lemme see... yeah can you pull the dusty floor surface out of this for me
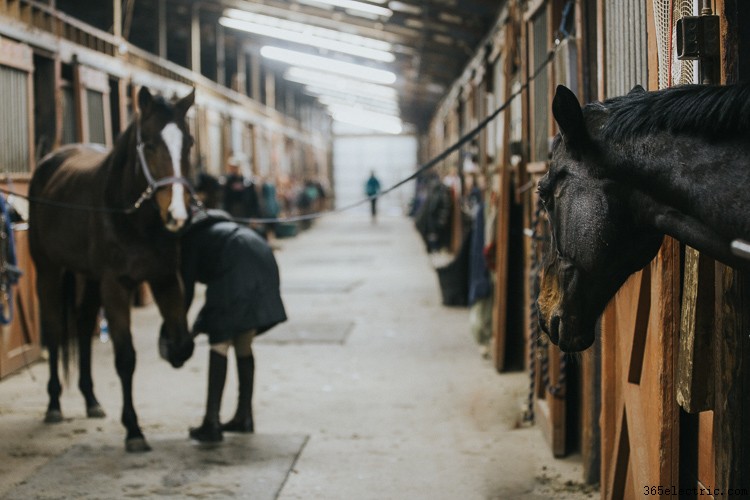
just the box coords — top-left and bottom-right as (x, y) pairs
(0, 212), (596, 499)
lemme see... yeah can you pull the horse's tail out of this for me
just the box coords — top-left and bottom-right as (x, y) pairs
(60, 270), (77, 379)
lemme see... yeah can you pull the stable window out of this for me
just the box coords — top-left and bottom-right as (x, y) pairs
(0, 65), (31, 174)
(0, 40), (33, 176)
(77, 66), (112, 146)
(60, 64), (112, 146)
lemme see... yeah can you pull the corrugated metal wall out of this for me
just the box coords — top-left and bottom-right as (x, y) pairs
(604, 0), (648, 98)
(0, 65), (29, 174)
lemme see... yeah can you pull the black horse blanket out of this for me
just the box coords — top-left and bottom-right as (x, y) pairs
(181, 209), (287, 343)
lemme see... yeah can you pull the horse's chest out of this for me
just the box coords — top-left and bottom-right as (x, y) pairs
(101, 241), (176, 281)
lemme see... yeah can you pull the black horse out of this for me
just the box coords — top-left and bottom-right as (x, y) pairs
(536, 83), (750, 353)
(29, 87), (196, 451)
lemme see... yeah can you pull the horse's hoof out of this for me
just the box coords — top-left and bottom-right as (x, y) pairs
(44, 410), (63, 424)
(86, 405), (106, 419)
(125, 437), (152, 453)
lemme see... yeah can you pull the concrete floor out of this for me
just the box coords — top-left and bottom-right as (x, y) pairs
(0, 212), (595, 499)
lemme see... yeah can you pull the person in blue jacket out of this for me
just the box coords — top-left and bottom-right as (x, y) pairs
(181, 208), (287, 442)
(365, 170), (381, 222)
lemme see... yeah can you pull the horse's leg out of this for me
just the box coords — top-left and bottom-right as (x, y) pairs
(44, 332), (63, 423)
(37, 266), (65, 423)
(77, 277), (105, 418)
(100, 277), (150, 452)
(148, 273), (193, 368)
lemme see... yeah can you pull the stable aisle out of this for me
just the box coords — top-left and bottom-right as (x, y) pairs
(0, 213), (592, 500)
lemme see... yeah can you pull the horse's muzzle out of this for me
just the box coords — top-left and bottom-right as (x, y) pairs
(555, 317), (595, 353)
(540, 308), (594, 353)
(159, 326), (195, 368)
(165, 212), (187, 232)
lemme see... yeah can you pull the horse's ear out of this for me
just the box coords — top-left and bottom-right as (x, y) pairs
(175, 88), (196, 119)
(628, 84), (646, 95)
(138, 86), (154, 116)
(552, 85), (586, 149)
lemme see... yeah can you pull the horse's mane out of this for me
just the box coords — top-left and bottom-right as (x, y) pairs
(596, 83), (750, 141)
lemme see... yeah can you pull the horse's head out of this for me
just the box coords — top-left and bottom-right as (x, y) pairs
(136, 87), (196, 232)
(535, 85), (663, 352)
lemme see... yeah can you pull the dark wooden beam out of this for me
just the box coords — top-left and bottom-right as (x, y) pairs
(190, 3), (201, 73)
(158, 0), (167, 58)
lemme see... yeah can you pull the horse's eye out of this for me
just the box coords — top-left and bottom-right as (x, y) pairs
(187, 135), (195, 147)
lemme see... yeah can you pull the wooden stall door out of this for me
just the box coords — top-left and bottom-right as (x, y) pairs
(600, 242), (680, 499)
(683, 1), (750, 493)
(491, 24), (514, 372)
(0, 38), (41, 378)
(0, 229), (40, 378)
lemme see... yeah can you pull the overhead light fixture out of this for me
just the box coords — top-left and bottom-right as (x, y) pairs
(284, 68), (398, 100)
(222, 10), (394, 61)
(306, 86), (399, 112)
(260, 46), (397, 85)
(221, 17), (394, 62)
(388, 1), (422, 15)
(327, 104), (403, 134)
(297, 0), (393, 18)
(313, 92), (400, 115)
(283, 66), (401, 117)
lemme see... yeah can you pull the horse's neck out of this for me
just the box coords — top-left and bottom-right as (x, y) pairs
(606, 134), (750, 261)
(105, 126), (142, 204)
(102, 126), (166, 241)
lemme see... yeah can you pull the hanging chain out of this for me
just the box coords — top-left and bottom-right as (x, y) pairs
(524, 191), (568, 423)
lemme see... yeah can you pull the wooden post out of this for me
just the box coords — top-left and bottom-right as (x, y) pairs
(53, 57), (63, 150)
(157, 0), (167, 59)
(250, 49), (261, 101)
(264, 71), (275, 109)
(676, 248), (715, 413)
(72, 62), (85, 143)
(712, 265), (750, 491)
(711, 0), (750, 490)
(112, 0), (121, 38)
(249, 124), (258, 177)
(190, 4), (201, 74)
(216, 24), (225, 88)
(235, 43), (246, 95)
(492, 23), (514, 372)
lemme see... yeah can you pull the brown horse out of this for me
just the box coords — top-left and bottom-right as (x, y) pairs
(29, 87), (196, 452)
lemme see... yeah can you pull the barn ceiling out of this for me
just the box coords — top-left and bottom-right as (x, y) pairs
(59, 0), (505, 132)
(220, 0), (503, 130)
